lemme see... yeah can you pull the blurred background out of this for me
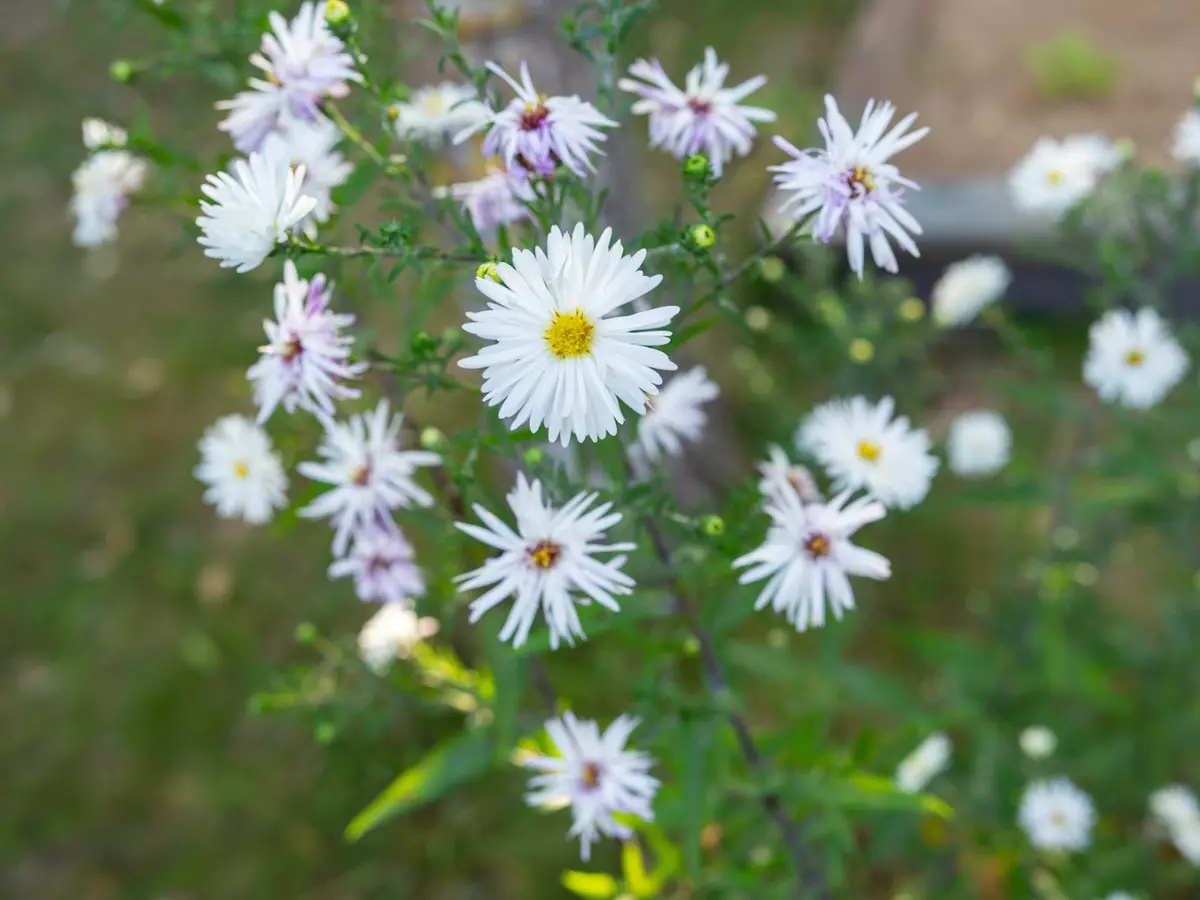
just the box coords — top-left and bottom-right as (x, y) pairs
(3, 0), (1198, 897)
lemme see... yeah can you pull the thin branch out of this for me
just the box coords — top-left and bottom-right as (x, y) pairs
(287, 237), (481, 263)
(325, 101), (388, 167)
(691, 218), (807, 310)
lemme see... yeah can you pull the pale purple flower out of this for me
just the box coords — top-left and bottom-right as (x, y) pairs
(618, 48), (775, 176)
(329, 527), (425, 604)
(247, 260), (366, 423)
(771, 94), (928, 277)
(71, 150), (147, 248)
(262, 117), (353, 238)
(435, 160), (533, 232)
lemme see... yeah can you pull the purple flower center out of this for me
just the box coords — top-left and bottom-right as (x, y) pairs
(803, 532), (832, 559)
(519, 101), (550, 132)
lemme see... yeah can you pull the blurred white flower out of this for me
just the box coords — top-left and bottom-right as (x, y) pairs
(194, 414), (288, 524)
(1018, 777), (1096, 852)
(522, 711), (659, 861)
(946, 411), (1011, 478)
(633, 366), (719, 462)
(733, 488), (890, 631)
(770, 94), (928, 278)
(392, 82), (488, 146)
(263, 117), (353, 238)
(1149, 784), (1200, 831)
(1174, 817), (1200, 865)
(82, 117), (127, 149)
(357, 604), (439, 674)
(196, 141), (317, 273)
(1171, 109), (1200, 165)
(618, 47), (776, 177)
(458, 224), (677, 446)
(454, 474), (634, 649)
(1019, 726), (1057, 760)
(435, 160), (533, 233)
(895, 733), (951, 794)
(1008, 134), (1120, 219)
(1083, 308), (1189, 409)
(931, 255), (1011, 327)
(757, 444), (822, 507)
(799, 395), (938, 510)
(1103, 893), (1135, 900)
(330, 527), (425, 605)
(71, 149), (147, 248)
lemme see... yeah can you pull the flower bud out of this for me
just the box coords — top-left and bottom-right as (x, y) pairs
(324, 0), (351, 25)
(849, 338), (875, 363)
(410, 331), (437, 353)
(523, 446), (544, 466)
(294, 621), (319, 645)
(899, 297), (925, 321)
(702, 514), (725, 536)
(690, 223), (715, 249)
(109, 59), (136, 83)
(758, 255), (786, 283)
(419, 426), (445, 450)
(683, 153), (710, 179)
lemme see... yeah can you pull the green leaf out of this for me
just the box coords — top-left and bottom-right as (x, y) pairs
(622, 841), (655, 898)
(806, 770), (954, 821)
(679, 718), (714, 877)
(345, 726), (496, 840)
(561, 871), (619, 899)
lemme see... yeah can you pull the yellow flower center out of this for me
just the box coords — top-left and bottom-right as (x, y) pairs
(1124, 349), (1145, 367)
(421, 92), (447, 114)
(528, 540), (561, 570)
(847, 165), (877, 197)
(804, 532), (832, 559)
(544, 309), (595, 360)
(233, 460), (250, 480)
(857, 440), (881, 462)
(1046, 169), (1064, 185)
(581, 761), (602, 790)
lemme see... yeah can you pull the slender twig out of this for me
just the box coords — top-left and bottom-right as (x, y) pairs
(326, 101), (388, 167)
(287, 237), (480, 263)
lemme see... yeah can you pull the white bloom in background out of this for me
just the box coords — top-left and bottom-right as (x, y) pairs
(946, 410), (1011, 478)
(459, 224), (678, 446)
(194, 414), (288, 524)
(1083, 308), (1189, 409)
(799, 395), (938, 510)
(435, 161), (533, 233)
(357, 604), (439, 674)
(1008, 134), (1120, 219)
(1172, 109), (1200, 165)
(330, 527), (425, 604)
(1019, 726), (1057, 760)
(1174, 818), (1200, 864)
(248, 261), (366, 423)
(82, 117), (127, 149)
(618, 48), (776, 177)
(770, 94), (928, 278)
(263, 118), (352, 237)
(1018, 778), (1096, 852)
(71, 149), (148, 248)
(454, 474), (634, 649)
(522, 711), (659, 861)
(298, 400), (441, 554)
(1149, 784), (1200, 831)
(196, 142), (317, 272)
(931, 255), (1011, 327)
(895, 733), (952, 794)
(217, 1), (361, 152)
(393, 82), (488, 146)
(757, 444), (823, 506)
(1103, 893), (1135, 900)
(455, 61), (617, 178)
(733, 488), (890, 631)
(633, 367), (719, 462)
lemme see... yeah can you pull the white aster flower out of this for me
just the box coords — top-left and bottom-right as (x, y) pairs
(895, 733), (952, 794)
(1149, 784), (1200, 831)
(71, 149), (148, 248)
(1018, 777), (1096, 853)
(263, 118), (352, 238)
(330, 527), (425, 604)
(434, 160), (534, 233)
(757, 444), (823, 507)
(1008, 134), (1120, 219)
(392, 82), (488, 146)
(217, 1), (361, 153)
(82, 117), (127, 149)
(196, 141), (317, 273)
(1172, 109), (1200, 165)
(522, 711), (659, 861)
(931, 255), (1011, 327)
(248, 260), (365, 423)
(618, 47), (775, 177)
(733, 488), (890, 632)
(298, 400), (441, 554)
(770, 94), (928, 278)
(1103, 893), (1135, 900)
(799, 396), (938, 510)
(632, 366), (719, 462)
(946, 410), (1011, 478)
(1174, 817), (1200, 865)
(194, 414), (288, 524)
(454, 61), (617, 178)
(357, 603), (439, 674)
(454, 474), (634, 649)
(1083, 307), (1189, 409)
(459, 223), (678, 446)
(1019, 726), (1057, 760)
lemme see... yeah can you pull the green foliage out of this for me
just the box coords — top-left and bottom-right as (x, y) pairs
(1027, 33), (1121, 103)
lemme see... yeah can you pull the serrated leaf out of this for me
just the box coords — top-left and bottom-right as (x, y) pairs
(561, 871), (619, 899)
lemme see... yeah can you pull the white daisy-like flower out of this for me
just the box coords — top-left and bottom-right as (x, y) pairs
(733, 488), (890, 632)
(770, 94), (928, 278)
(194, 414), (288, 524)
(71, 149), (148, 248)
(1102, 893), (1135, 900)
(298, 400), (441, 555)
(799, 396), (939, 510)
(1083, 307), (1189, 409)
(357, 603), (439, 674)
(931, 255), (1011, 327)
(1174, 818), (1200, 865)
(392, 82), (488, 146)
(454, 61), (617, 178)
(1018, 777), (1096, 853)
(454, 474), (634, 649)
(522, 711), (659, 861)
(248, 260), (366, 423)
(895, 733), (952, 794)
(757, 444), (823, 507)
(1172, 109), (1200, 165)
(217, 1), (361, 153)
(1008, 134), (1120, 219)
(458, 224), (678, 446)
(632, 366), (719, 462)
(618, 47), (776, 177)
(82, 117), (128, 150)
(1149, 784), (1200, 831)
(330, 527), (425, 604)
(263, 117), (352, 238)
(434, 160), (534, 233)
(1019, 726), (1057, 760)
(946, 410), (1011, 478)
(196, 141), (317, 273)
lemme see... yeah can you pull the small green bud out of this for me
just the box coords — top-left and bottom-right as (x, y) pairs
(294, 621), (319, 645)
(683, 636), (700, 656)
(324, 0), (351, 24)
(848, 338), (875, 363)
(898, 297), (925, 321)
(314, 721), (337, 745)
(523, 446), (545, 466)
(690, 223), (716, 250)
(109, 59), (136, 83)
(419, 426), (445, 450)
(683, 153), (710, 179)
(410, 330), (437, 353)
(702, 514), (725, 536)
(385, 103), (401, 121)
(476, 261), (501, 282)
(744, 306), (771, 331)
(758, 255), (786, 283)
